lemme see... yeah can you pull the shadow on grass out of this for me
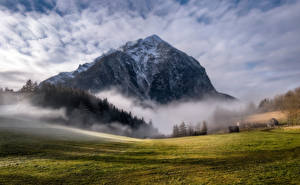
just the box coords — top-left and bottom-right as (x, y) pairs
(1, 147), (300, 185)
(3, 141), (299, 172)
(48, 147), (300, 168)
(0, 174), (63, 185)
(1, 130), (300, 169)
(1, 130), (300, 185)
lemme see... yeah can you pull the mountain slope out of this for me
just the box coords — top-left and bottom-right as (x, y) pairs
(43, 35), (235, 104)
(27, 83), (159, 138)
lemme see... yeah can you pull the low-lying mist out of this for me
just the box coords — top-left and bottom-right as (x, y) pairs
(0, 100), (67, 121)
(0, 100), (139, 141)
(97, 89), (257, 134)
(0, 90), (157, 138)
(0, 88), (257, 138)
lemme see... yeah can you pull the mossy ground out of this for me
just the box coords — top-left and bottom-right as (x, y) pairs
(0, 128), (299, 185)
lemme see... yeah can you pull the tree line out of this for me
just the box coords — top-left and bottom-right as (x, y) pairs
(1, 80), (159, 138)
(0, 86), (16, 105)
(0, 87), (14, 93)
(0, 79), (38, 94)
(258, 87), (300, 125)
(172, 121), (207, 137)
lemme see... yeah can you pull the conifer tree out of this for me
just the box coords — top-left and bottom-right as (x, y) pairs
(179, 122), (187, 137)
(195, 122), (202, 135)
(187, 123), (194, 136)
(201, 121), (208, 135)
(20, 79), (38, 93)
(172, 124), (179, 137)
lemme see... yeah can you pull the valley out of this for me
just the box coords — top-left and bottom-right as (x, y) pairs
(0, 124), (299, 184)
(0, 0), (299, 184)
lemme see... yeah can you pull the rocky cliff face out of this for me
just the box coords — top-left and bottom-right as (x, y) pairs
(43, 35), (235, 104)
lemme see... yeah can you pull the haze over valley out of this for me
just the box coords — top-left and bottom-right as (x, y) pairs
(0, 1), (300, 184)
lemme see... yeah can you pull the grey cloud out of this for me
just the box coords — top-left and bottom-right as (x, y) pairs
(0, 71), (32, 89)
(0, 71), (28, 81)
(0, 0), (299, 102)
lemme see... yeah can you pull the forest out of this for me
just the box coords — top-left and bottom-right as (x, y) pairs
(0, 80), (159, 138)
(172, 121), (207, 137)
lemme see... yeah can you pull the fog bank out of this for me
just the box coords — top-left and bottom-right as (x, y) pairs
(0, 95), (153, 138)
(97, 89), (256, 134)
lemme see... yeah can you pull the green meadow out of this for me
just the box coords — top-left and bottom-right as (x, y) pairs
(0, 127), (299, 185)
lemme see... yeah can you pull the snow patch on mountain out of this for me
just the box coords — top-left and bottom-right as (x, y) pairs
(45, 61), (96, 84)
(44, 35), (166, 85)
(120, 34), (166, 64)
(42, 34), (235, 103)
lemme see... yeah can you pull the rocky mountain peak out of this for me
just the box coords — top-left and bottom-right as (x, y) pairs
(122, 34), (165, 50)
(143, 34), (165, 44)
(42, 35), (235, 104)
(119, 34), (170, 63)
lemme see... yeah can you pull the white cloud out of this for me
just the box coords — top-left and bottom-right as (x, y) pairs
(0, 0), (299, 102)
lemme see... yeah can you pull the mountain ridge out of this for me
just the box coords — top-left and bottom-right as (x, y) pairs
(43, 35), (235, 104)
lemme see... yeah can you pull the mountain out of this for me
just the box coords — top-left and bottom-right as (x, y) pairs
(44, 60), (97, 85)
(43, 35), (235, 104)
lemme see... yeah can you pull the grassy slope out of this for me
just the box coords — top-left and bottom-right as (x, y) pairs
(245, 111), (287, 124)
(0, 128), (299, 185)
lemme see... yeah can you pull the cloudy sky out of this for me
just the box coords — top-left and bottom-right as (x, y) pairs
(0, 0), (299, 101)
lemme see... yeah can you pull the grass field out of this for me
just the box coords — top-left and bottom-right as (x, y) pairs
(0, 126), (300, 185)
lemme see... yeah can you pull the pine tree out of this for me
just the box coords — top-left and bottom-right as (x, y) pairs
(172, 124), (179, 137)
(187, 123), (194, 136)
(179, 122), (187, 137)
(33, 82), (39, 92)
(149, 119), (153, 126)
(4, 87), (13, 92)
(20, 79), (38, 93)
(201, 121), (208, 135)
(195, 122), (202, 135)
(0, 88), (3, 105)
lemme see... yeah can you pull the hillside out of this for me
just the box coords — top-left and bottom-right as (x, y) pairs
(0, 116), (140, 142)
(0, 83), (159, 138)
(258, 87), (300, 125)
(245, 111), (287, 124)
(0, 127), (299, 184)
